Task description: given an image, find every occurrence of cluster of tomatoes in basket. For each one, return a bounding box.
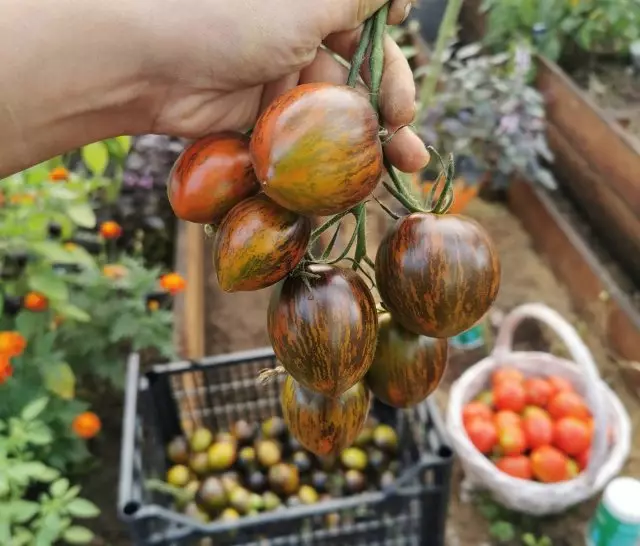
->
[462,366,610,483]
[166,81,500,458]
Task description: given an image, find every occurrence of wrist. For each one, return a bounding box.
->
[0,0,158,176]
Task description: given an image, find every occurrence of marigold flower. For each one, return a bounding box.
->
[24,292,48,312]
[72,411,102,439]
[0,355,13,385]
[99,221,123,240]
[102,264,128,280]
[0,331,27,358]
[159,272,186,295]
[147,300,160,311]
[49,166,70,181]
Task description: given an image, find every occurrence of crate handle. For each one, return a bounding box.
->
[492,303,608,483]
[118,352,142,513]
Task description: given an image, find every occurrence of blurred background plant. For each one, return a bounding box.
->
[480,0,640,61]
[418,42,556,193]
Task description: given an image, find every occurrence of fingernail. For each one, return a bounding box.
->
[401,2,412,23]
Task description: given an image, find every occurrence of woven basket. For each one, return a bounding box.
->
[446,303,632,515]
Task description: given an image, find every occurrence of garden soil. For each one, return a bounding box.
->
[80,198,639,545]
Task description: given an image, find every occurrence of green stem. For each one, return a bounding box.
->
[369,4,389,114]
[383,182,423,213]
[310,210,351,243]
[352,203,368,270]
[418,0,465,113]
[326,208,362,265]
[347,19,374,87]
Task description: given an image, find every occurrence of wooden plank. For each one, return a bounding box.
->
[173,221,206,433]
[536,55,640,215]
[508,179,640,362]
[546,122,640,279]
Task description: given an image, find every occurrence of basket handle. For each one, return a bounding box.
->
[491,303,608,483]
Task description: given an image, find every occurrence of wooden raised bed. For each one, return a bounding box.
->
[535,55,640,282]
[508,178,640,362]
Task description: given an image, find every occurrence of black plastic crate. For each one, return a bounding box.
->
[119,347,453,546]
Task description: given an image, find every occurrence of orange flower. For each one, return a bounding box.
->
[0,332,27,358]
[72,412,102,439]
[24,292,48,312]
[0,355,13,385]
[49,166,70,181]
[102,264,128,280]
[159,272,186,295]
[99,221,122,240]
[10,194,35,205]
[147,300,160,311]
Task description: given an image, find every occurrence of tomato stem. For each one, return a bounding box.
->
[346,18,374,88]
[352,203,368,270]
[369,4,388,114]
[373,195,400,220]
[426,147,456,214]
[382,181,423,213]
[310,209,351,243]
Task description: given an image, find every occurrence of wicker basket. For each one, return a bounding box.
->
[446,303,632,515]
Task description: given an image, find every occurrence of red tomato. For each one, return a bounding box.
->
[575,449,590,471]
[524,377,553,407]
[547,376,575,397]
[498,425,527,456]
[548,391,590,421]
[462,401,494,428]
[495,455,533,480]
[553,417,592,456]
[523,412,553,449]
[494,410,522,430]
[466,419,498,454]
[493,381,526,413]
[531,446,569,483]
[491,367,524,388]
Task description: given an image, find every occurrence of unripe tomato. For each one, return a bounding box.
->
[281,375,371,457]
[365,313,448,408]
[268,264,378,398]
[250,83,383,216]
[167,132,259,225]
[375,213,500,338]
[498,424,527,456]
[213,194,311,292]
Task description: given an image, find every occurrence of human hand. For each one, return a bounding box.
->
[0,0,426,176]
[143,0,427,172]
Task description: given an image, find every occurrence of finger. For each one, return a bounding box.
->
[299,49,429,172]
[317,0,387,33]
[324,32,416,127]
[387,0,414,25]
[383,126,430,173]
[259,72,301,114]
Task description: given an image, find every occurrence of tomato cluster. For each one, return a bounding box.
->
[166,78,500,457]
[462,367,612,483]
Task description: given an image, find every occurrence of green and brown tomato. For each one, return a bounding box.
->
[267,264,378,397]
[281,375,371,457]
[250,83,383,216]
[167,131,259,225]
[375,213,500,338]
[213,194,311,292]
[365,313,448,408]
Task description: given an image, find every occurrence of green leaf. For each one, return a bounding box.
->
[25,422,53,446]
[489,521,516,542]
[50,478,69,497]
[10,500,40,524]
[66,498,100,519]
[42,363,76,400]
[21,397,49,421]
[65,203,96,229]
[30,241,72,264]
[30,464,59,483]
[0,475,9,496]
[56,304,91,323]
[10,526,34,546]
[63,526,94,544]
[115,135,132,154]
[28,271,68,301]
[81,142,109,176]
